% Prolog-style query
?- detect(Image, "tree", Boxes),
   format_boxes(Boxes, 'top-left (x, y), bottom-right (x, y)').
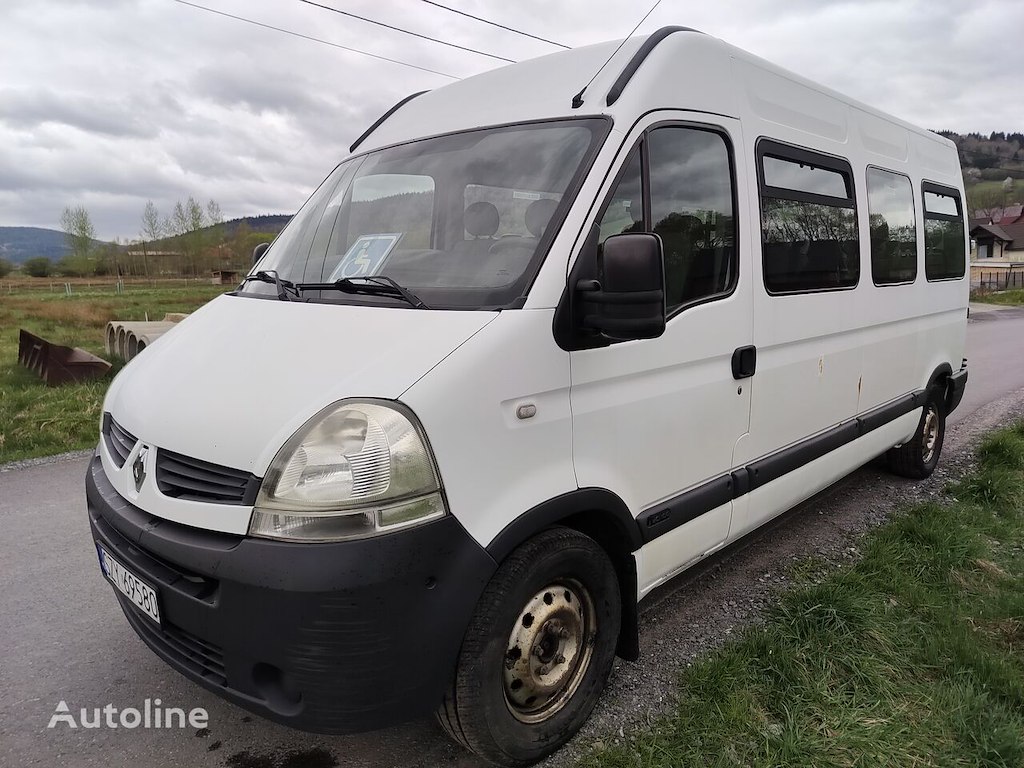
top-left (23, 257), bottom-right (52, 277)
top-left (167, 195), bottom-right (224, 276)
top-left (967, 184), bottom-right (1010, 219)
top-left (0, 258), bottom-right (12, 278)
top-left (60, 205), bottom-right (96, 261)
top-left (206, 199), bottom-right (223, 227)
top-left (139, 200), bottom-right (164, 277)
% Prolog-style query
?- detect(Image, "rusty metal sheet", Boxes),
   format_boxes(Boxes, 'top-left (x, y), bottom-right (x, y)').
top-left (17, 329), bottom-right (112, 387)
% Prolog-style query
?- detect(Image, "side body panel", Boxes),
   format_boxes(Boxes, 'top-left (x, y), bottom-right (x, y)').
top-left (729, 55), bottom-right (967, 536)
top-left (567, 113), bottom-right (754, 594)
top-left (401, 310), bottom-right (576, 549)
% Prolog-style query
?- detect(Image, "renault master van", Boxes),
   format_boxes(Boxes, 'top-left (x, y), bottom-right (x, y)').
top-left (87, 26), bottom-right (969, 766)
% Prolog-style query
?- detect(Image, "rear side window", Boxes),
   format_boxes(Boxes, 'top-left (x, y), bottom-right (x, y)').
top-left (922, 183), bottom-right (966, 281)
top-left (758, 140), bottom-right (859, 294)
top-left (866, 168), bottom-right (917, 285)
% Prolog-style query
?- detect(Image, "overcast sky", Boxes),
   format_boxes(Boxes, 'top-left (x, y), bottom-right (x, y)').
top-left (1, 0), bottom-right (1020, 240)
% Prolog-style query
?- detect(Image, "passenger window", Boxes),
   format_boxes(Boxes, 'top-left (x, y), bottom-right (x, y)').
top-left (923, 185), bottom-right (966, 281)
top-left (866, 168), bottom-right (917, 284)
top-left (758, 141), bottom-right (859, 293)
top-left (596, 147), bottom-right (643, 245)
top-left (647, 127), bottom-right (736, 310)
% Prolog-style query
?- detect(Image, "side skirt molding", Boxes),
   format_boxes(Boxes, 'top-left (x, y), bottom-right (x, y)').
top-left (636, 389), bottom-right (926, 544)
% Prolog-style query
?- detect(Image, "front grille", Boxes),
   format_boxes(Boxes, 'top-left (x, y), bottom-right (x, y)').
top-left (102, 414), bottom-right (137, 468)
top-left (156, 449), bottom-right (258, 505)
top-left (121, 603), bottom-right (227, 686)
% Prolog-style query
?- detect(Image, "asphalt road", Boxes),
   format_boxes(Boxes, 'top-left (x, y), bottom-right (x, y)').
top-left (2, 304), bottom-right (1024, 768)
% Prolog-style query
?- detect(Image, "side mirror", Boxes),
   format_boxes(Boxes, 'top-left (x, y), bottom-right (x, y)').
top-left (577, 233), bottom-right (666, 341)
top-left (252, 242), bottom-right (270, 266)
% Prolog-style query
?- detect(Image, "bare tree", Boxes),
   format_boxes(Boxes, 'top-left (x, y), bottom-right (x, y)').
top-left (139, 200), bottom-right (163, 277)
top-left (168, 196), bottom-right (222, 276)
top-left (206, 199), bottom-right (223, 226)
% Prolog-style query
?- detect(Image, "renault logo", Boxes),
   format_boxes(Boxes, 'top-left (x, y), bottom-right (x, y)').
top-left (132, 446), bottom-right (149, 492)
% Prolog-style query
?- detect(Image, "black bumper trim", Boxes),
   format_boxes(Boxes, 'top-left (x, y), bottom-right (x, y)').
top-left (87, 453), bottom-right (497, 734)
top-left (948, 367), bottom-right (968, 415)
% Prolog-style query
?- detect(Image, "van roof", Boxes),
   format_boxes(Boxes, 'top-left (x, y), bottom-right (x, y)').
top-left (355, 26), bottom-right (955, 159)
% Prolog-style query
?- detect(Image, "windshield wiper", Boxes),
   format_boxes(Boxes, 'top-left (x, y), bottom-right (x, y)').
top-left (296, 276), bottom-right (430, 309)
top-left (240, 270), bottom-right (300, 301)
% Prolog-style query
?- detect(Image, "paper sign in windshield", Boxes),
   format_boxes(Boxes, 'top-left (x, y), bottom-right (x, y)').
top-left (330, 234), bottom-right (401, 280)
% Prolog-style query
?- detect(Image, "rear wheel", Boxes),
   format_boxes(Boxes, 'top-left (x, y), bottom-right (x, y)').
top-left (437, 527), bottom-right (620, 767)
top-left (887, 388), bottom-right (945, 479)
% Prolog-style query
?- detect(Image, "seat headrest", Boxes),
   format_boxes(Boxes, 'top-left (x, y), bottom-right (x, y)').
top-left (464, 201), bottom-right (499, 238)
top-left (525, 198), bottom-right (559, 238)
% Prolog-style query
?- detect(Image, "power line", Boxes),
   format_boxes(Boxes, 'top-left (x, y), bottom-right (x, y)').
top-left (170, 0), bottom-right (458, 79)
top-left (419, 1), bottom-right (570, 49)
top-left (296, 0), bottom-right (515, 63)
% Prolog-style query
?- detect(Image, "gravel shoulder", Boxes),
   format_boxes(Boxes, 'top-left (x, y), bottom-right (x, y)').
top-left (549, 386), bottom-right (1024, 765)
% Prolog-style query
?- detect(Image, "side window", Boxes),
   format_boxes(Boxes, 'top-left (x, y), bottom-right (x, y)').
top-left (758, 141), bottom-right (859, 293)
top-left (866, 168), bottom-right (917, 285)
top-left (648, 127), bottom-right (736, 310)
top-left (922, 184), bottom-right (966, 281)
top-left (596, 147), bottom-right (643, 245)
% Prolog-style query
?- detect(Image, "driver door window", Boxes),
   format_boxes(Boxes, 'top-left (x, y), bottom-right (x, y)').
top-left (596, 127), bottom-right (737, 314)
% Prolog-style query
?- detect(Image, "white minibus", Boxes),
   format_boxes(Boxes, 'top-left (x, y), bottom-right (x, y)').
top-left (88, 26), bottom-right (968, 766)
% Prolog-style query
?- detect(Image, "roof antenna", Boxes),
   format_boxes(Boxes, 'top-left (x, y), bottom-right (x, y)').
top-left (571, 0), bottom-right (663, 109)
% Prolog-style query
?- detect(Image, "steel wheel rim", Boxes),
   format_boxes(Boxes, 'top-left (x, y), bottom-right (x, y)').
top-left (502, 580), bottom-right (596, 724)
top-left (922, 405), bottom-right (939, 464)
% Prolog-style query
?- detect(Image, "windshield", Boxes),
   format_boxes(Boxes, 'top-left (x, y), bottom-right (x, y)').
top-left (243, 118), bottom-right (609, 309)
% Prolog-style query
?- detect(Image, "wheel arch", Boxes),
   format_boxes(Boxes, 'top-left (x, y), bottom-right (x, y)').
top-left (486, 488), bottom-right (643, 661)
top-left (926, 362), bottom-right (955, 412)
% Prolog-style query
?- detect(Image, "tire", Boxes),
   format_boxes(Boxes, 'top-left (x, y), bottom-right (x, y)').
top-left (887, 388), bottom-right (945, 479)
top-left (437, 527), bottom-right (621, 767)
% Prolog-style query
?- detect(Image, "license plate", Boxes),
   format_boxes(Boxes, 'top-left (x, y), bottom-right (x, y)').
top-left (97, 545), bottom-right (161, 626)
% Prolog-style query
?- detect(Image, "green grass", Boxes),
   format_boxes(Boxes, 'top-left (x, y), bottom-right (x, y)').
top-left (0, 281), bottom-right (228, 462)
top-left (581, 424), bottom-right (1024, 768)
top-left (969, 179), bottom-right (1017, 198)
top-left (973, 289), bottom-right (1024, 307)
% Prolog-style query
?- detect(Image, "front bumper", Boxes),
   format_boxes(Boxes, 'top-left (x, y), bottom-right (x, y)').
top-left (86, 453), bottom-right (497, 733)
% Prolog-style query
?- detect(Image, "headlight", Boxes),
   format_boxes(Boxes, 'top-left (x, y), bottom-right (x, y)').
top-left (250, 400), bottom-right (446, 541)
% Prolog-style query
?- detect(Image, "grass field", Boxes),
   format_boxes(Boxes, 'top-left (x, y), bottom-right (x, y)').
top-left (0, 280), bottom-right (228, 463)
top-left (582, 423), bottom-right (1024, 768)
top-left (974, 288), bottom-right (1024, 306)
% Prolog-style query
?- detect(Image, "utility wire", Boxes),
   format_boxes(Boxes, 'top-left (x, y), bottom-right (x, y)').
top-left (170, 0), bottom-right (458, 79)
top-left (419, 0), bottom-right (570, 49)
top-left (296, 0), bottom-right (515, 63)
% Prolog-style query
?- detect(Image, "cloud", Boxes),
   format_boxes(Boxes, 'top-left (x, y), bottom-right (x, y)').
top-left (0, 0), bottom-right (1020, 239)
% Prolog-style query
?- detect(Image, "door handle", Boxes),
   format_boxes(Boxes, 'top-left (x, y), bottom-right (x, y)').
top-left (731, 345), bottom-right (756, 379)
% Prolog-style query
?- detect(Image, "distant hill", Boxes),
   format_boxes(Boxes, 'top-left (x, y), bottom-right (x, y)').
top-left (221, 214), bottom-right (291, 236)
top-left (935, 130), bottom-right (1024, 182)
top-left (0, 215), bottom-right (292, 266)
top-left (145, 214), bottom-right (292, 249)
top-left (0, 227), bottom-right (74, 263)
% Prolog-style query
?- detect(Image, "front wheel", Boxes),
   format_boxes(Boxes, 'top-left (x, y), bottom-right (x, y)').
top-left (437, 527), bottom-right (621, 767)
top-left (887, 388), bottom-right (945, 479)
